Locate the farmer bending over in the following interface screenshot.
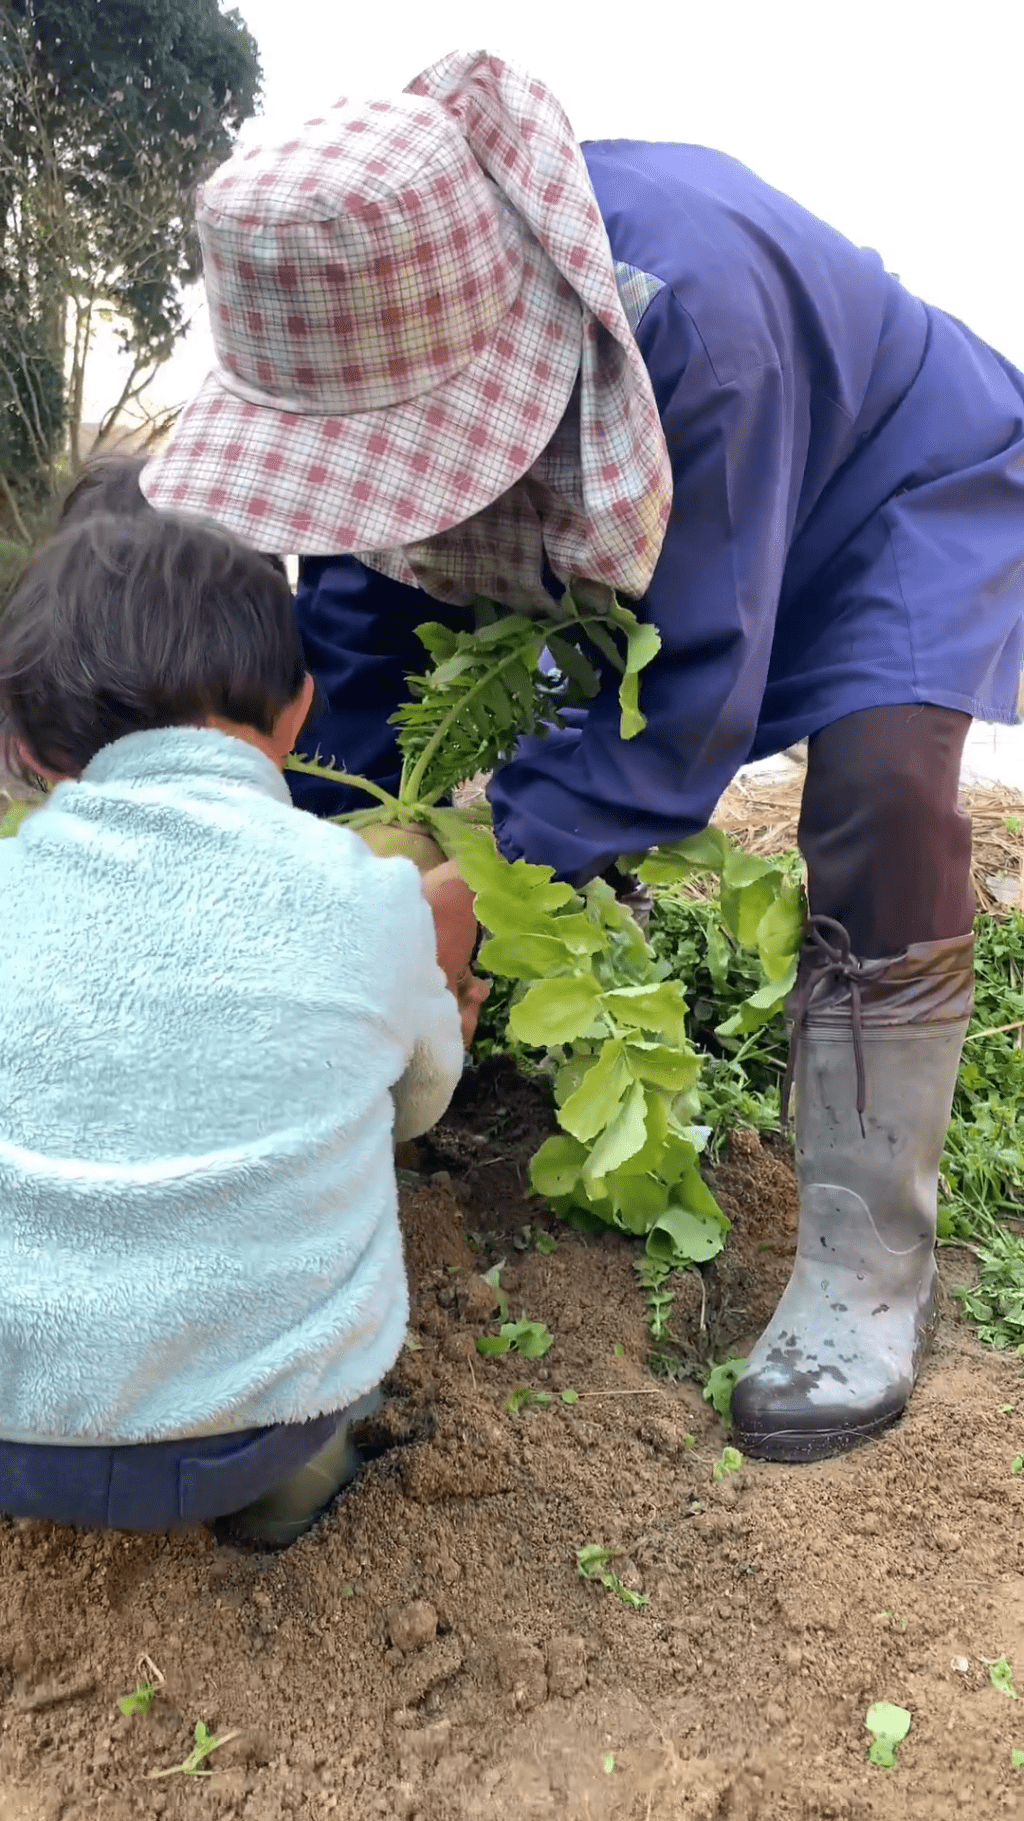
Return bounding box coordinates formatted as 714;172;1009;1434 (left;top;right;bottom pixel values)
0;511;481;1545
143;53;1024;1461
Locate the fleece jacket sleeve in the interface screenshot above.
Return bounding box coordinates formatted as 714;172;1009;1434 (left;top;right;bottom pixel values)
385;867;465;1143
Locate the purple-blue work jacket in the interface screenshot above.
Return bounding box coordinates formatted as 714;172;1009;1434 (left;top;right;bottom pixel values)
288;141;1024;883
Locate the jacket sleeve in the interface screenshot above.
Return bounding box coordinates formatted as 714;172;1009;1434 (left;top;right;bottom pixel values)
488;292;797;884
385;869;465;1143
288;555;467;820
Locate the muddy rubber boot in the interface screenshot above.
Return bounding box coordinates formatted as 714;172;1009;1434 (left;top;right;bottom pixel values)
731;922;973;1464
218;1421;361;1549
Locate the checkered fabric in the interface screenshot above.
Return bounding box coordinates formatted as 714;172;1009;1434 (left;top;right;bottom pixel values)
142;52;672;609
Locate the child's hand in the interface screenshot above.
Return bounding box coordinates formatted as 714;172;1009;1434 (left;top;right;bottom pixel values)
419;860;478;992
419;861;491;1049
454;968;491;1048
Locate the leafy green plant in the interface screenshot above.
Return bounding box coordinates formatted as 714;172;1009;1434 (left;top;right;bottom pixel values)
712;1446;744;1482
634;1257;675;1341
989;1656;1019;1698
560;1388;579;1405
703;1358;747;1424
576;1545;650;1610
503;1385;553;1415
149;1720;239;1779
289;597;805;1274
952;1226;1024;1354
864;1702;911;1769
477;1319;554;1359
1012;1748;1024;1770
118;1681;158;1716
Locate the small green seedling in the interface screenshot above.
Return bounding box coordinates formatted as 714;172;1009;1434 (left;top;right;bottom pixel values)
576;1545;650;1610
1006;817;1023;836
504;1385;553;1415
712;1446;744;1483
339;1584;355;1598
864;1702;911;1769
602;1752;616;1774
561;1388;579;1405
477;1319;554;1358
1012;1749;1024;1770
614;1343;625;1359
877;1609;908;1633
119;1681;158;1717
999;1403;1016;1414
149;1721;240;1779
1012;1455;1023;1475
683;1432;696;1450
481;1262;509;1322
534;1231;558;1255
703;1358;746;1423
989;1656;1019;1698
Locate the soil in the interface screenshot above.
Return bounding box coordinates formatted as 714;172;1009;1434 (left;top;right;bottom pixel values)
1;1057;1022;1821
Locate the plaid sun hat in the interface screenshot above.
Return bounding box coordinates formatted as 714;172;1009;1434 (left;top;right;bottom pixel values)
143;52;673;609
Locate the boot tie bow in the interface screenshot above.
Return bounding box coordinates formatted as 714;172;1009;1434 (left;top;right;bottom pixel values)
780;917;897;1133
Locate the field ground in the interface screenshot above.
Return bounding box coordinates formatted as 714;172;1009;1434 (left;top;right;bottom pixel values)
0;1061;1021;1821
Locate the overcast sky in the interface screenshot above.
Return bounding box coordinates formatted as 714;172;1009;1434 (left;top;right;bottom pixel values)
88;0;1024;419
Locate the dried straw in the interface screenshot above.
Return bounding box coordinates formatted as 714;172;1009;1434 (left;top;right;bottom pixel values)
712;765;1024;918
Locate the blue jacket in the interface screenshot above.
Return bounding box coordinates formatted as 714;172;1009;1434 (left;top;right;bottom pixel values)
287;141;1024;882
0;729;463;1445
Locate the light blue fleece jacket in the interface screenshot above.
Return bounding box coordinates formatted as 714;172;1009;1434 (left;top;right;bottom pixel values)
0;727;464;1445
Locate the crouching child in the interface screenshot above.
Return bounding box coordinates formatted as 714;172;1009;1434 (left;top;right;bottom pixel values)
0;510;477;1546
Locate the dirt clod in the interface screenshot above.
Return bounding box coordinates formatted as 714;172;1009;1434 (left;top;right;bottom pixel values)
387;1599;439;1653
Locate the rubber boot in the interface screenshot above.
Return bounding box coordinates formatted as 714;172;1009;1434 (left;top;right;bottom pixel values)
218;1421;362;1549
731;921;973;1463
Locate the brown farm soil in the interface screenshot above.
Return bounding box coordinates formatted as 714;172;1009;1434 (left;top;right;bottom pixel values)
1;1059;1023;1821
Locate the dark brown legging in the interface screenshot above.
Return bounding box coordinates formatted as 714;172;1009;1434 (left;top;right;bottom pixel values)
797;705;974;959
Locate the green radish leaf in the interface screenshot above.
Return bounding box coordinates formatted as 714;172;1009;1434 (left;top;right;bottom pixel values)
583;1080;649;1188
482;1263;509;1322
706;921;732;987
602;982;691;1047
636;828;730;884
646;1203;728;1266
545;633;602;699
721;875;780;948
675;1164;731;1227
990;1656;1019;1698
558;1041;633;1142
477;933;577;979
530;1134;588;1198
610;1172;669;1234
500;1320;554;1358
721;848;784;889
756;882;806;979
476;1334;512;1356
864;1703;911;1770
510;975;606;1046
703;1357;747;1421
716;964;797;1038
623;1042;701;1093
561;1388;580;1405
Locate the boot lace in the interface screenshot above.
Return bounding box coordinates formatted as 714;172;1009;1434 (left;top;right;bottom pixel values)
780;917;897;1133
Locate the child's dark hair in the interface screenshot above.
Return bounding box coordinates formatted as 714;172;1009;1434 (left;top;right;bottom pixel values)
58;454;151;529
0;511;306;780
57;454;289;580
